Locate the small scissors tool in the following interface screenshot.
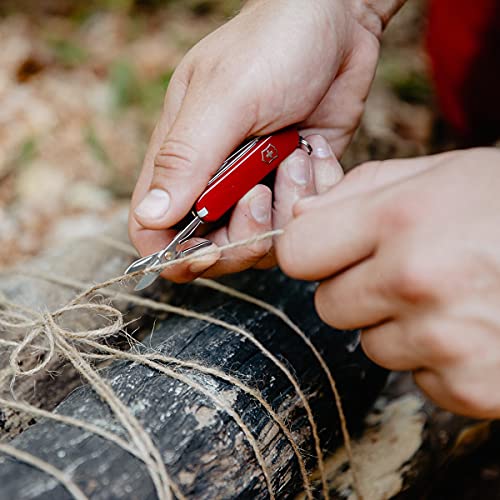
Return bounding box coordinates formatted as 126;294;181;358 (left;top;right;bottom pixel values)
125;128;312;291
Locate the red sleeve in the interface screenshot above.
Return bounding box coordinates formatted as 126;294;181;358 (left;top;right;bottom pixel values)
427;0;500;145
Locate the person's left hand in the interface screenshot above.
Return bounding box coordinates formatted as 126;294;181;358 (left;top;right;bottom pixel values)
276;147;500;418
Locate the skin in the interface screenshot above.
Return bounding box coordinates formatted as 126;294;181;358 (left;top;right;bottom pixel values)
277;148;500;419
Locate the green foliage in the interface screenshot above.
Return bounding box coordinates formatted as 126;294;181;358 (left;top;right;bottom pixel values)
1;137;37;179
49;39;89;67
393;72;431;105
133;0;240;16
109;60;140;110
381;61;432;105
139;70;174;114
16;138;37;166
85;126;113;168
109;60;173;114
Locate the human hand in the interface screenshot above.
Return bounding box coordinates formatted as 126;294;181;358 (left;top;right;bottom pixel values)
129;0;396;282
277;148;500;418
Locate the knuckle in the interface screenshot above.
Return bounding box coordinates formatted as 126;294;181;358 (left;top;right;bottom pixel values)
162;68;189;108
391;255;437;303
415;324;454;361
153;138;197;182
377;193;424;234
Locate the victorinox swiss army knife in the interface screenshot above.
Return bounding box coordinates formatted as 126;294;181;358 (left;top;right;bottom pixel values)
125;128;312;291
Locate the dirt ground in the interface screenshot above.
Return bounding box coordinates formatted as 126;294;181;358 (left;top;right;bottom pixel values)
2;1;497;498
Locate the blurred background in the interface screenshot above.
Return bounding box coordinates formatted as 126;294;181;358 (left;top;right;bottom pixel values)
0;0;434;268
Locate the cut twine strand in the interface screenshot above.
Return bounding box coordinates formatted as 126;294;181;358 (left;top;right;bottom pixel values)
0;229;363;499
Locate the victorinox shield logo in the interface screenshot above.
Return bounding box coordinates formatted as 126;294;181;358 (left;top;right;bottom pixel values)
261;144;279;164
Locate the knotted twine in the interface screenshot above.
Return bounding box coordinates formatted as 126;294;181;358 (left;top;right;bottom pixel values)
0;230;364;499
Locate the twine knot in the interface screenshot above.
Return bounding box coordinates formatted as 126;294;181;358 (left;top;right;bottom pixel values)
0;303;124;377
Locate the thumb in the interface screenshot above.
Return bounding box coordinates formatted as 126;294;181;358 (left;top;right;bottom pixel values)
295;150;460;215
133;77;256;230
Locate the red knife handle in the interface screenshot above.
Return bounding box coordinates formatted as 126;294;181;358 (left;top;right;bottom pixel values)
194;128;300;223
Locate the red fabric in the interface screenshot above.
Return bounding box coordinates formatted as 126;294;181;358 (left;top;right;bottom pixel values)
427;0;500;144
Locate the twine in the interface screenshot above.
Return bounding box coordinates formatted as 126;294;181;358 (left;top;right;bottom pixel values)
22;271;328;498
0;230;363;500
0;443;87;500
194;278;361;494
0;304;178;500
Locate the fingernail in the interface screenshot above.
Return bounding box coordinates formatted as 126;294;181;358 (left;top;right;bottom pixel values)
311;136;333;159
249;193;271;224
134;189;170;221
286;152;311;186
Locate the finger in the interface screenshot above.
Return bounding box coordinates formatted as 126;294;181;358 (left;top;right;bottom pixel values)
132;71;256;231
129;226;221;284
295;150;462;215
414;368;500;419
161;237;221;283
273;149;315;230
253;149;314;270
257;135;344;270
202;184;273;278
314;258;395;330
131;64;191;210
276;194;377;281
306;135;344;194
129;65;191;259
413;369;452;406
361;321;422;371
413;370;478;418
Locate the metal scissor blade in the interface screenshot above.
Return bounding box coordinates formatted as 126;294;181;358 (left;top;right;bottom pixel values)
127;216;205;291
125;253;159;275
133;241;213;291
134;268;162;291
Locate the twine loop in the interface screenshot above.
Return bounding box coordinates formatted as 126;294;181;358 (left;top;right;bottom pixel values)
1;303;124;377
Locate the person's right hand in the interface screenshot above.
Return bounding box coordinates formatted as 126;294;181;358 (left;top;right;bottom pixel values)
129;0;402;283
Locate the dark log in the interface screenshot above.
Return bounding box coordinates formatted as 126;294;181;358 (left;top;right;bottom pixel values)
0;252;388;498
1;218;492;499
0;213;138;437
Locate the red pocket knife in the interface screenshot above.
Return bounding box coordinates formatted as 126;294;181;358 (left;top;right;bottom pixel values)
126;128;312;290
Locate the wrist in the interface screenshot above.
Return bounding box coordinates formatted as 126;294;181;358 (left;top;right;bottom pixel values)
350;0;407;38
